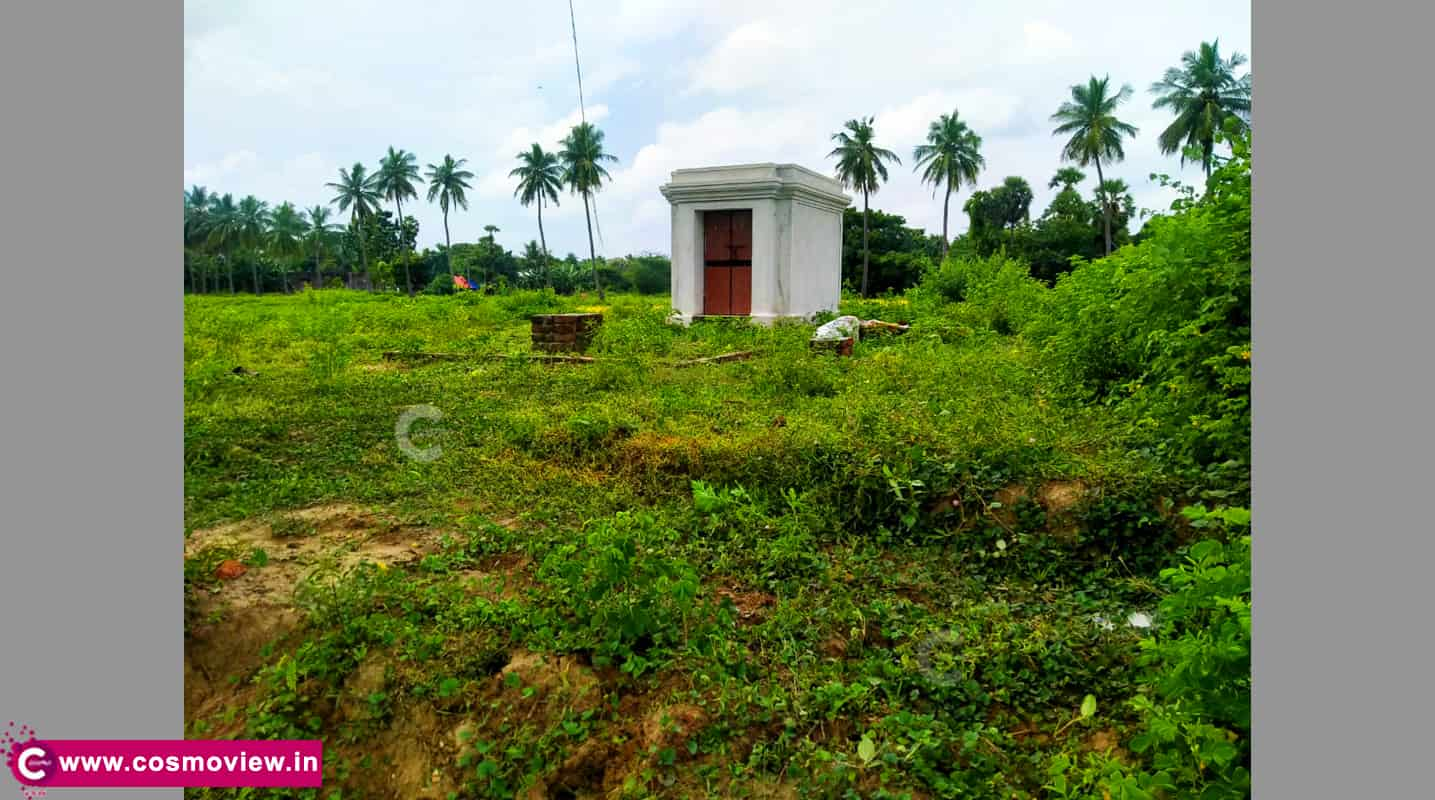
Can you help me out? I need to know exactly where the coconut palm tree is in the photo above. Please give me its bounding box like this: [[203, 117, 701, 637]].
[[304, 205, 339, 289], [205, 193, 243, 294], [236, 196, 272, 293], [184, 186, 213, 293], [424, 155, 473, 277], [558, 122, 618, 301], [829, 116, 901, 297], [326, 162, 382, 285], [1048, 167, 1087, 192], [510, 143, 563, 289], [1150, 40, 1251, 179], [377, 147, 421, 295], [1051, 75, 1139, 255], [912, 110, 984, 261], [268, 202, 306, 293]]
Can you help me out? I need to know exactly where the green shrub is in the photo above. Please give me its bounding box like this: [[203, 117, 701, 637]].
[[921, 252, 1048, 335], [1051, 505, 1251, 800], [1028, 129, 1250, 488], [537, 513, 711, 675], [424, 273, 455, 295], [496, 288, 563, 317]]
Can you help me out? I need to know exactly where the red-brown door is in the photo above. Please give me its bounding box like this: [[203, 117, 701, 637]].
[[703, 210, 752, 316]]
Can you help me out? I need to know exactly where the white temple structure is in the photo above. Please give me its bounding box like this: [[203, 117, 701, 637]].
[[659, 164, 851, 324]]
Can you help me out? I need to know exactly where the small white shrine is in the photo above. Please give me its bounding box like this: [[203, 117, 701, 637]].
[[659, 163, 851, 324]]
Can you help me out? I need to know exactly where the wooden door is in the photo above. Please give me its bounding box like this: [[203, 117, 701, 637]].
[[702, 210, 752, 316]]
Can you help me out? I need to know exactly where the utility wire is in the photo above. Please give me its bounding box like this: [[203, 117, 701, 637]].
[[568, 0, 586, 124], [567, 0, 605, 251]]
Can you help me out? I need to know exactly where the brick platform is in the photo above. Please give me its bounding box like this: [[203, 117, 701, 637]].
[[530, 313, 603, 353]]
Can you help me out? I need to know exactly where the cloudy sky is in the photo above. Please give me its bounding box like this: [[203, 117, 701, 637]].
[[184, 0, 1250, 258]]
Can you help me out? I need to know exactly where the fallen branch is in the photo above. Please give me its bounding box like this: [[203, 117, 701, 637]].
[[383, 351, 471, 362], [517, 353, 598, 364], [381, 350, 754, 368], [382, 351, 598, 364], [672, 350, 753, 368]]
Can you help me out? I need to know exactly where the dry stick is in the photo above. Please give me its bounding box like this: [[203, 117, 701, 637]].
[[671, 350, 753, 368], [381, 351, 597, 364], [381, 350, 755, 367]]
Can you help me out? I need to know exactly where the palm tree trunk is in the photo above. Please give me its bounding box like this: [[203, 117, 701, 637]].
[[251, 256, 261, 295], [313, 241, 322, 289], [582, 191, 604, 301], [356, 216, 370, 287], [443, 209, 452, 276], [861, 189, 870, 298], [537, 196, 551, 290], [396, 198, 413, 296], [940, 184, 951, 262], [1094, 157, 1112, 256], [227, 254, 235, 295]]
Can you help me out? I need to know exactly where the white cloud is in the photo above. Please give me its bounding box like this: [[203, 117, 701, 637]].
[[500, 105, 611, 160], [875, 90, 1025, 152], [686, 21, 808, 95], [476, 105, 614, 200], [1019, 20, 1076, 62], [183, 150, 259, 185]]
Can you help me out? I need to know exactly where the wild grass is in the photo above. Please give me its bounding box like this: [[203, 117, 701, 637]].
[[183, 287, 1211, 799]]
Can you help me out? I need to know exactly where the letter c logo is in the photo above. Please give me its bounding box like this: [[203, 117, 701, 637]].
[[17, 745, 50, 781], [395, 404, 444, 462]]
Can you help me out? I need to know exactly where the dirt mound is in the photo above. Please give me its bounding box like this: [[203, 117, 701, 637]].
[[713, 582, 776, 624], [988, 480, 1090, 538], [184, 504, 449, 732], [185, 507, 729, 799], [642, 704, 707, 752], [185, 503, 445, 613], [185, 604, 303, 735], [500, 650, 604, 714], [336, 700, 459, 800]]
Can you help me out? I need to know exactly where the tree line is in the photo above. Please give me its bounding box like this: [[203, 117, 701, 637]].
[[184, 122, 621, 298], [830, 39, 1250, 295], [185, 39, 1248, 301]]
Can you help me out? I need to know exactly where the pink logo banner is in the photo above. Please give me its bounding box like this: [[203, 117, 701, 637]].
[[6, 739, 323, 789]]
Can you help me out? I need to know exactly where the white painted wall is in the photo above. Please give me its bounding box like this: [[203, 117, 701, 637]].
[[786, 199, 844, 319]]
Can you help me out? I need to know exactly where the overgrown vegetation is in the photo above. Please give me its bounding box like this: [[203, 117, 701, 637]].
[[184, 128, 1249, 800]]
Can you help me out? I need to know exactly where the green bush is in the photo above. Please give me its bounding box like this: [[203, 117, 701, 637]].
[[424, 273, 455, 295], [1028, 128, 1250, 486], [1046, 505, 1250, 800], [921, 252, 1049, 335], [537, 513, 710, 675]]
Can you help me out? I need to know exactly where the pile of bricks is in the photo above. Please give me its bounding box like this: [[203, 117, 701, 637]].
[[530, 313, 603, 353]]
